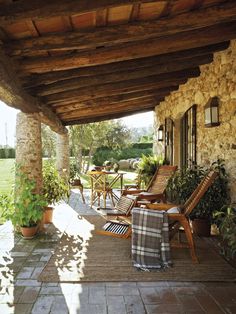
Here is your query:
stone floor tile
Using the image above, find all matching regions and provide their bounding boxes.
[172,286,207,296]
[205,286,236,306]
[18,287,41,303]
[106,286,140,296]
[139,287,161,304]
[30,266,44,279]
[14,303,33,314]
[145,304,184,314]
[89,286,106,304]
[71,286,89,304]
[16,267,35,279]
[107,295,127,314]
[24,261,46,267]
[69,303,107,314]
[50,295,69,314]
[40,285,63,295]
[178,295,205,313]
[137,281,169,287]
[42,282,59,287]
[106,282,137,287]
[31,295,54,314]
[0,303,15,314]
[195,294,225,314]
[225,304,236,314]
[124,295,146,314]
[155,287,179,304]
[15,279,42,287]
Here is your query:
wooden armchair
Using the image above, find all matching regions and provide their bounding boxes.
[146,171,218,263]
[122,165,177,205]
[97,195,135,218]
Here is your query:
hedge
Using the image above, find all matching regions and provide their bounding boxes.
[0,148,15,158]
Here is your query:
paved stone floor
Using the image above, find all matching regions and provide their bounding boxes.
[0,189,235,314]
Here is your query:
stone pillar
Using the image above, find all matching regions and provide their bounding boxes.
[56,132,70,180]
[16,112,42,193]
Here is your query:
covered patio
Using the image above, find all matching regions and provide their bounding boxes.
[0,0,236,313]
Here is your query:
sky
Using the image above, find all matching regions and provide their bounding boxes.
[0,100,153,147]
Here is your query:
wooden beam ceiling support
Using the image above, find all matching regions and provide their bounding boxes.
[0,0,157,25]
[0,49,66,134]
[6,1,236,57]
[19,22,236,73]
[51,87,177,112]
[44,68,200,104]
[21,42,229,86]
[29,54,212,96]
[64,108,153,125]
[59,98,157,120]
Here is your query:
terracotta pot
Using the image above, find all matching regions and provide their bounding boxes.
[20,225,38,239]
[43,206,54,224]
[192,219,211,237]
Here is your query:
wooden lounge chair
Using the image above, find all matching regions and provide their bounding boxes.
[122,165,177,205]
[97,195,135,218]
[146,170,218,263]
[96,220,132,238]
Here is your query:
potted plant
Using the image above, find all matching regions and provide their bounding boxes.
[167,159,229,236]
[8,168,45,238]
[42,161,69,223]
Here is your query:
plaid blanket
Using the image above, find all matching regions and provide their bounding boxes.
[132,207,172,270]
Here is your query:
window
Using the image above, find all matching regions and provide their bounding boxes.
[164,118,174,165]
[180,105,197,168]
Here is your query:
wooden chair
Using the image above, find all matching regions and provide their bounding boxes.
[122,165,177,205]
[146,171,218,263]
[97,195,135,218]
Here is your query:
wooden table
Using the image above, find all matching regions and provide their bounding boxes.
[88,171,125,208]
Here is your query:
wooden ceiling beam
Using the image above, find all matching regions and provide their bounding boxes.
[0,49,66,134]
[29,54,212,96]
[64,108,153,125]
[59,98,157,120]
[44,68,200,104]
[6,1,236,57]
[51,87,177,111]
[0,0,157,24]
[19,22,236,73]
[21,42,229,86]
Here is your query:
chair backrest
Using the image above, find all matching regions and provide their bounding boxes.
[183,171,218,216]
[147,165,178,194]
[115,195,135,216]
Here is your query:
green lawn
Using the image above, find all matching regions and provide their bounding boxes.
[0,159,15,194]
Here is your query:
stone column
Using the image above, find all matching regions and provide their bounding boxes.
[16,112,42,193]
[56,132,70,180]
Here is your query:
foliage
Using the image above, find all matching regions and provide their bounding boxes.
[167,159,230,222]
[0,193,14,223]
[137,154,164,186]
[92,146,152,166]
[41,124,56,158]
[214,205,236,259]
[69,159,80,183]
[0,147,15,159]
[9,168,45,227]
[42,161,69,205]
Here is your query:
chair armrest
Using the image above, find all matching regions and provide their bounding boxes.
[137,193,164,201]
[146,203,180,211]
[122,189,145,195]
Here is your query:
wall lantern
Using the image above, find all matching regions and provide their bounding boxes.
[204,96,220,127]
[158,125,164,141]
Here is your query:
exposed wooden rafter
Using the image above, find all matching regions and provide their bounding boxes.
[19,22,236,73]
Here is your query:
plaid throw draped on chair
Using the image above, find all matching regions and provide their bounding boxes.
[132,208,172,270]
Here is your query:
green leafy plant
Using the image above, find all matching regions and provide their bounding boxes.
[0,194,14,224]
[11,168,45,228]
[137,155,164,186]
[69,159,80,183]
[167,159,230,222]
[214,205,236,259]
[43,161,69,205]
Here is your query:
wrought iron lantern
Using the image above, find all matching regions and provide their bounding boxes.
[204,97,220,127]
[158,125,164,141]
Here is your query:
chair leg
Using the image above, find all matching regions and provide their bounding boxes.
[180,217,199,263]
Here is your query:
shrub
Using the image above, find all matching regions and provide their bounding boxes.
[137,155,164,186]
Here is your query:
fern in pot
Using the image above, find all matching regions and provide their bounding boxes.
[42,161,69,223]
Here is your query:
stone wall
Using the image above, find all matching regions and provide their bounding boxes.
[16,112,43,193]
[154,40,236,202]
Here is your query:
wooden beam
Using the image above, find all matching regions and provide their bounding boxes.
[59,98,157,120]
[64,108,153,125]
[51,87,177,112]
[19,22,236,73]
[30,54,212,96]
[0,49,67,134]
[6,1,236,57]
[0,0,156,25]
[21,42,229,86]
[44,68,200,104]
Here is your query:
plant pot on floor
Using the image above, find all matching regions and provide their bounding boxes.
[192,219,211,237]
[20,225,38,239]
[43,206,54,224]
